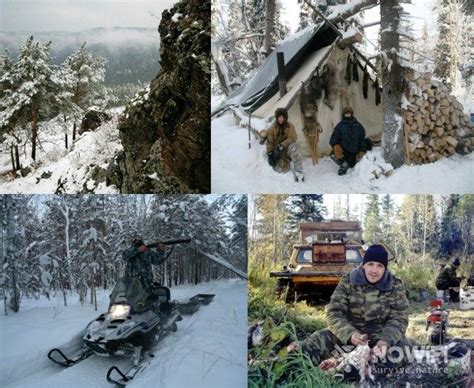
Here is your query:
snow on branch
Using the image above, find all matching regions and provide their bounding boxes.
[197,250,247,280]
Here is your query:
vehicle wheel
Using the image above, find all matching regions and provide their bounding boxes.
[285,283,296,303]
[275,279,289,298]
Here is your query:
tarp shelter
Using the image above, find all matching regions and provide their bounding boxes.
[217,23,383,158]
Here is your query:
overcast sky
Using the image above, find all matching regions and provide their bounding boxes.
[0,0,176,32]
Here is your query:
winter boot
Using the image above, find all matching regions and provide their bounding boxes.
[338,161,349,176]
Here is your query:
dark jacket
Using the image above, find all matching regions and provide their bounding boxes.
[326,266,409,346]
[123,245,166,291]
[435,264,460,290]
[329,116,366,154]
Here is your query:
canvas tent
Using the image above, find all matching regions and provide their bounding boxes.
[215,23,383,158]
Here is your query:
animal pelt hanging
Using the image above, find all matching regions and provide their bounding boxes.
[374,78,381,105]
[362,64,369,99]
[308,68,323,101]
[321,63,336,110]
[352,59,359,82]
[345,54,353,85]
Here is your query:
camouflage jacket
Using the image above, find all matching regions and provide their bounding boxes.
[326,267,409,346]
[435,264,460,290]
[122,245,166,290]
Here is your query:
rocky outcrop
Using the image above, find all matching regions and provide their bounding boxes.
[108,0,210,193]
[79,109,111,135]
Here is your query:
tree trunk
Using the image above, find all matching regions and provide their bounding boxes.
[380,0,405,168]
[264,0,276,56]
[6,196,20,313]
[31,105,39,161]
[211,41,231,95]
[14,146,20,171]
[10,146,16,171]
[72,122,77,141]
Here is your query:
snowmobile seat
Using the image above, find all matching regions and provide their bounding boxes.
[153,286,171,303]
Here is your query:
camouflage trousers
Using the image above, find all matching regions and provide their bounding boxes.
[287,143,303,177]
[301,329,342,365]
[301,329,415,366]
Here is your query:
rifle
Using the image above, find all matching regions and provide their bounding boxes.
[146,239,191,248]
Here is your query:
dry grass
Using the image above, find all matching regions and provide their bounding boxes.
[406,301,474,344]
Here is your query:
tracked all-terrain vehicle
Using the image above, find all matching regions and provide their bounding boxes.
[270,221,367,302]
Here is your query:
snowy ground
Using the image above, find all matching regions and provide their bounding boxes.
[0,108,123,194]
[0,279,247,388]
[212,112,474,194]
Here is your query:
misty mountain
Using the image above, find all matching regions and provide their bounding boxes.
[0,27,160,85]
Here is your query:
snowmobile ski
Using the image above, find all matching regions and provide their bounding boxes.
[47,347,94,367]
[106,355,154,386]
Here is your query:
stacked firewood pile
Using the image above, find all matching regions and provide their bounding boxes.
[402,71,473,165]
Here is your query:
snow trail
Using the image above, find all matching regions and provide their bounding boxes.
[0,279,247,388]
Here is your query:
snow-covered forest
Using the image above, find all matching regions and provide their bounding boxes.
[211,0,474,193]
[212,0,472,102]
[0,36,145,192]
[0,194,247,314]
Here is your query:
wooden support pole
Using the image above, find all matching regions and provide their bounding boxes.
[310,5,379,76]
[277,52,287,97]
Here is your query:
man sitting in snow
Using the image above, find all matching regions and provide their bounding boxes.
[122,235,169,293]
[330,106,367,176]
[265,107,304,182]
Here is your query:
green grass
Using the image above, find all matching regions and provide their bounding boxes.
[248,261,345,387]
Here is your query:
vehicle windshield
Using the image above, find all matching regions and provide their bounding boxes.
[296,247,363,263]
[296,248,313,263]
[346,248,362,263]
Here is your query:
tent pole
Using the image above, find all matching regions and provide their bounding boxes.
[248,112,252,149]
[310,5,379,77]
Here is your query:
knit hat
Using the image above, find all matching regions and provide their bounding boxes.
[452,258,461,267]
[363,244,388,268]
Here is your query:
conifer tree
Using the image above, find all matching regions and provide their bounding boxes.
[364,195,381,244]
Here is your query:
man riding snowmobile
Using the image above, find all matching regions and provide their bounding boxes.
[48,236,216,386]
[123,235,169,293]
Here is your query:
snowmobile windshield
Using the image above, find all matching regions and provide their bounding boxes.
[109,277,149,313]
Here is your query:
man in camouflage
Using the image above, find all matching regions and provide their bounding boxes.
[122,235,169,293]
[436,258,462,303]
[296,244,410,366]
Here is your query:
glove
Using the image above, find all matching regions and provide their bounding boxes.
[356,151,365,161]
[333,144,344,160]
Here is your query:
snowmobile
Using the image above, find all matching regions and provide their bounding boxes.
[48,239,215,386]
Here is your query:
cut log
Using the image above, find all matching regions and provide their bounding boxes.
[446,136,458,147]
[337,31,363,49]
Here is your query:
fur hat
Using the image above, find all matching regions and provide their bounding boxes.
[275,107,288,121]
[363,244,388,268]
